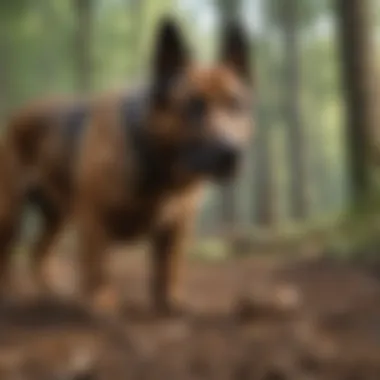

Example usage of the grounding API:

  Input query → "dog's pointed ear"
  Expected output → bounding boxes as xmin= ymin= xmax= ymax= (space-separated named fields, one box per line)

xmin=220 ymin=21 xmax=252 ymax=83
xmin=152 ymin=17 xmax=189 ymax=83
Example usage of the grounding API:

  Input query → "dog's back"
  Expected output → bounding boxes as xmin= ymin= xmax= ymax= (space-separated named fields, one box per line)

xmin=4 ymin=87 xmax=149 ymax=204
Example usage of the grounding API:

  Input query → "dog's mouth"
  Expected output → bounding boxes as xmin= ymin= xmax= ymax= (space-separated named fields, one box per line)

xmin=181 ymin=141 xmax=241 ymax=181
xmin=212 ymin=163 xmax=239 ymax=182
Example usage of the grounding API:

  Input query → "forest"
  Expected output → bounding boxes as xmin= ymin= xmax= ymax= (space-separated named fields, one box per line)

xmin=1 ymin=0 xmax=379 ymax=255
xmin=0 ymin=0 xmax=379 ymax=379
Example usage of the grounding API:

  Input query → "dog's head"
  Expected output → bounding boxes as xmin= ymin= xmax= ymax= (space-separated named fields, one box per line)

xmin=148 ymin=18 xmax=254 ymax=183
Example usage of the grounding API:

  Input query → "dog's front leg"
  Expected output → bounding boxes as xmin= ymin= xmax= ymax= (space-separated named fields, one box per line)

xmin=151 ymin=213 xmax=195 ymax=315
xmin=75 ymin=211 xmax=117 ymax=314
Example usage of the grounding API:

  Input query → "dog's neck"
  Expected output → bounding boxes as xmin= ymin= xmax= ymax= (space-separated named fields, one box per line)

xmin=122 ymin=87 xmax=190 ymax=196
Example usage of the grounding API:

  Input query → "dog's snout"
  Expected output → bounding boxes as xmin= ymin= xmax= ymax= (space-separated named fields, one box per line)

xmin=182 ymin=139 xmax=242 ymax=180
xmin=218 ymin=145 xmax=238 ymax=167
xmin=214 ymin=142 xmax=240 ymax=177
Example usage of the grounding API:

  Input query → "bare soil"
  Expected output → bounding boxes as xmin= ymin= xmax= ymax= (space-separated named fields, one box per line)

xmin=1 ymin=252 xmax=380 ymax=380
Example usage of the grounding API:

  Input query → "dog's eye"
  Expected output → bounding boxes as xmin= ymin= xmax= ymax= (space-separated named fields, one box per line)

xmin=185 ymin=97 xmax=206 ymax=120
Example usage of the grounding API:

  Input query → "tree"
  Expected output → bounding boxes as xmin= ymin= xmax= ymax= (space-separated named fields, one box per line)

xmin=279 ymin=0 xmax=309 ymax=220
xmin=38 ymin=1 xmax=59 ymax=92
xmin=73 ymin=0 xmax=94 ymax=93
xmin=216 ymin=0 xmax=241 ymax=23
xmin=214 ymin=0 xmax=243 ymax=229
xmin=0 ymin=20 xmax=10 ymax=123
xmin=264 ymin=0 xmax=330 ymax=221
xmin=253 ymin=118 xmax=277 ymax=226
xmin=0 ymin=2 xmax=25 ymax=123
xmin=251 ymin=34 xmax=281 ymax=226
xmin=336 ymin=0 xmax=377 ymax=205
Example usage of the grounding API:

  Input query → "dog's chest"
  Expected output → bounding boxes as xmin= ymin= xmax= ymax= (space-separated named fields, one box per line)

xmin=105 ymin=192 xmax=184 ymax=241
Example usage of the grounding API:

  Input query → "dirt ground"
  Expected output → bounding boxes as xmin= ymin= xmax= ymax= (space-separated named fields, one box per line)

xmin=0 ymin=251 xmax=380 ymax=380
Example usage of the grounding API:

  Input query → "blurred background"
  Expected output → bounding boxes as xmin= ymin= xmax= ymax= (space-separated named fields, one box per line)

xmin=1 ymin=0 xmax=379 ymax=260
xmin=0 ymin=2 xmax=380 ymax=379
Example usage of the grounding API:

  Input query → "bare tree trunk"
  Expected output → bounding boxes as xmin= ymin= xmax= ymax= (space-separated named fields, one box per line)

xmin=281 ymin=0 xmax=309 ymax=220
xmin=218 ymin=0 xmax=240 ymax=19
xmin=253 ymin=125 xmax=277 ymax=225
xmin=217 ymin=0 xmax=242 ymax=230
xmin=74 ymin=0 xmax=93 ymax=93
xmin=251 ymin=6 xmax=279 ymax=228
xmin=336 ymin=0 xmax=376 ymax=204
xmin=311 ymin=126 xmax=331 ymax=214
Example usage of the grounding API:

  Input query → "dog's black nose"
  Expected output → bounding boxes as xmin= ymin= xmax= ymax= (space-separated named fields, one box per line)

xmin=181 ymin=139 xmax=241 ymax=180
xmin=215 ymin=143 xmax=240 ymax=178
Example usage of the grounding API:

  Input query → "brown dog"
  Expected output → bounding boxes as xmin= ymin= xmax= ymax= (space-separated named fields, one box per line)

xmin=0 ymin=18 xmax=254 ymax=313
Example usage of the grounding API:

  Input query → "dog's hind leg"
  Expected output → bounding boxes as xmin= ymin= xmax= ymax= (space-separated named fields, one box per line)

xmin=24 ymin=185 xmax=65 ymax=292
xmin=29 ymin=212 xmax=62 ymax=291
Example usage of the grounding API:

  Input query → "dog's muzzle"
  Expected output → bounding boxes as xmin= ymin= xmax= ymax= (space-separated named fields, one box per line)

xmin=182 ymin=139 xmax=241 ymax=181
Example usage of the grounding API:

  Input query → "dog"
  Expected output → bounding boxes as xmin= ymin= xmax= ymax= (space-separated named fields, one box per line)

xmin=0 ymin=18 xmax=254 ymax=313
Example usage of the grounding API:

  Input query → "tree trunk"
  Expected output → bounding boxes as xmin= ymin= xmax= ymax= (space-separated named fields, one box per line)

xmin=218 ymin=0 xmax=240 ymax=20
xmin=251 ymin=5 xmax=279 ymax=228
xmin=0 ymin=35 xmax=10 ymax=123
xmin=40 ymin=1 xmax=57 ymax=91
xmin=281 ymin=0 xmax=309 ymax=220
xmin=336 ymin=0 xmax=376 ymax=204
xmin=74 ymin=0 xmax=93 ymax=93
xmin=216 ymin=0 xmax=242 ymax=230
xmin=0 ymin=10 xmax=12 ymax=123
xmin=253 ymin=125 xmax=277 ymax=225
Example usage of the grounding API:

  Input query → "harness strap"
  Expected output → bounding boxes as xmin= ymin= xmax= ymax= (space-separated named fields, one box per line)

xmin=121 ymin=88 xmax=166 ymax=194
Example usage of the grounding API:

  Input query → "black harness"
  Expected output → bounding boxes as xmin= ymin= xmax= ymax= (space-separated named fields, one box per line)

xmin=121 ymin=88 xmax=174 ymax=195
xmin=60 ymin=88 xmax=168 ymax=195
xmin=62 ymin=102 xmax=88 ymax=158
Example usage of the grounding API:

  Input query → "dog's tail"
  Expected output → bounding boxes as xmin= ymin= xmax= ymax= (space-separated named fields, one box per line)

xmin=0 ymin=102 xmax=46 ymax=274
xmin=0 ymin=131 xmax=25 ymax=284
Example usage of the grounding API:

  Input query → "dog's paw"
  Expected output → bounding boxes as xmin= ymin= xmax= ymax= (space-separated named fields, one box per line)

xmin=153 ymin=297 xmax=187 ymax=319
xmin=91 ymin=285 xmax=121 ymax=317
